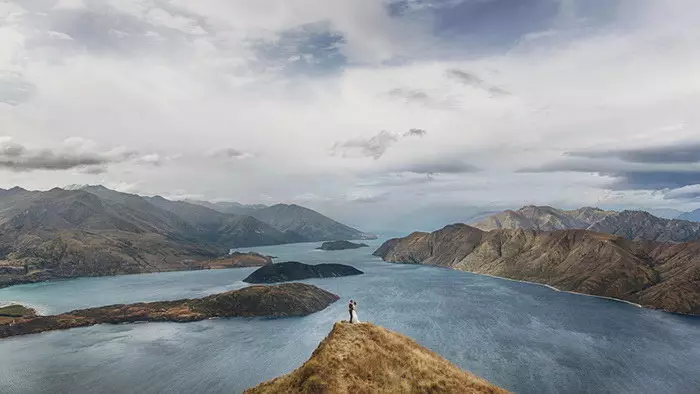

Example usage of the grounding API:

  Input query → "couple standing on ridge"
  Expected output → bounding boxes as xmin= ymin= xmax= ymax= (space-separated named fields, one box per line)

xmin=348 ymin=300 xmax=360 ymax=323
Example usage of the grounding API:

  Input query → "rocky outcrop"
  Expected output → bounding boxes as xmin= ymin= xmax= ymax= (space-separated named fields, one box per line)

xmin=316 ymin=240 xmax=369 ymax=251
xmin=0 ymin=283 xmax=339 ymax=339
xmin=246 ymin=322 xmax=509 ymax=394
xmin=375 ymin=224 xmax=700 ymax=315
xmin=472 ymin=206 xmax=700 ymax=243
xmin=243 ymin=262 xmax=363 ymax=283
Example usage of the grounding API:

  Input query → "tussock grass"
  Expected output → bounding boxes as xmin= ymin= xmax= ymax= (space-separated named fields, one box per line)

xmin=246 ymin=322 xmax=509 ymax=394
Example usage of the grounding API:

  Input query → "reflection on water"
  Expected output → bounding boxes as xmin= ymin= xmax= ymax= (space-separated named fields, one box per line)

xmin=0 ymin=240 xmax=699 ymax=394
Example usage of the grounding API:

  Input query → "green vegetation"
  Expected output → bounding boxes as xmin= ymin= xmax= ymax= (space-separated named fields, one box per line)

xmin=0 ymin=304 xmax=36 ymax=317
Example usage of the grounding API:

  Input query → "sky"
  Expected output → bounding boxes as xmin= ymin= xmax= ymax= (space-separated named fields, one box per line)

xmin=1 ymin=0 xmax=700 ymax=230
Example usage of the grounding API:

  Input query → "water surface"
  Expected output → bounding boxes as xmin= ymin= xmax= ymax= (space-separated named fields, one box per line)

xmin=0 ymin=240 xmax=698 ymax=394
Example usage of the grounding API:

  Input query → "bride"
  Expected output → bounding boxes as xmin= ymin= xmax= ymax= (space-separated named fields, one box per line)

xmin=349 ymin=300 xmax=360 ymax=323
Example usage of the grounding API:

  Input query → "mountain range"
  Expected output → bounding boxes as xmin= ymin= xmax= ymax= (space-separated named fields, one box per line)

xmin=0 ymin=185 xmax=370 ymax=287
xmin=472 ymin=205 xmax=700 ymax=243
xmin=375 ymin=224 xmax=700 ymax=315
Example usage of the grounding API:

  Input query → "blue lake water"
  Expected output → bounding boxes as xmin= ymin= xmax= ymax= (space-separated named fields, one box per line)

xmin=0 ymin=239 xmax=699 ymax=394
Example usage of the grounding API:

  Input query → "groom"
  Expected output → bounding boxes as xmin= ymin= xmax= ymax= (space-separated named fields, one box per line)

xmin=348 ymin=300 xmax=355 ymax=323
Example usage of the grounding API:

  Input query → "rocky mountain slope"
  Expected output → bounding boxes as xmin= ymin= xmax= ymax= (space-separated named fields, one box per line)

xmin=246 ymin=322 xmax=508 ymax=394
xmin=374 ymin=224 xmax=700 ymax=315
xmin=0 ymin=186 xmax=312 ymax=287
xmin=472 ymin=205 xmax=700 ymax=242
xmin=0 ymin=283 xmax=339 ymax=339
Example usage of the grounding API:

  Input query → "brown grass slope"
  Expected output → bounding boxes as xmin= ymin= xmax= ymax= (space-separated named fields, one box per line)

xmin=374 ymin=224 xmax=700 ymax=315
xmin=246 ymin=322 xmax=509 ymax=394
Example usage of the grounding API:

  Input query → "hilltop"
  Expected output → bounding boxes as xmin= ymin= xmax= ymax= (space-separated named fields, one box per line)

xmin=246 ymin=322 xmax=508 ymax=394
xmin=472 ymin=205 xmax=700 ymax=242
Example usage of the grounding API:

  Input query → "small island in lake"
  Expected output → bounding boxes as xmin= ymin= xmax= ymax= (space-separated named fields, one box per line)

xmin=0 ymin=283 xmax=338 ymax=339
xmin=243 ymin=262 xmax=364 ymax=283
xmin=316 ymin=240 xmax=369 ymax=251
xmin=195 ymin=252 xmax=273 ymax=269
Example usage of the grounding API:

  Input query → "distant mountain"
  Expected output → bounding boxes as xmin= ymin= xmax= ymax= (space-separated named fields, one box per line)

xmin=249 ymin=204 xmax=375 ymax=241
xmin=0 ymin=186 xmax=304 ymax=287
xmin=375 ymin=224 xmax=700 ymax=315
xmin=184 ymin=199 xmax=268 ymax=216
xmin=472 ymin=205 xmax=700 ymax=242
xmin=679 ymin=208 xmax=700 ymax=222
xmin=472 ymin=206 xmax=614 ymax=232
xmin=646 ymin=208 xmax=685 ymax=220
xmin=190 ymin=200 xmax=375 ymax=242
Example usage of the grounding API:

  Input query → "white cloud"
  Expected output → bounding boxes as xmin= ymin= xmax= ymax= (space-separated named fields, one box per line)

xmin=1 ymin=0 xmax=700 ymax=225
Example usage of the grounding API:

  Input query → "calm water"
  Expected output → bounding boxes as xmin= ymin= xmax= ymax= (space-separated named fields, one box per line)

xmin=0 ymin=240 xmax=699 ymax=394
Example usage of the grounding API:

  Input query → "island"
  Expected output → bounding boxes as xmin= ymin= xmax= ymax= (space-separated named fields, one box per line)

xmin=0 ymin=283 xmax=339 ymax=339
xmin=316 ymin=240 xmax=369 ymax=251
xmin=195 ymin=252 xmax=273 ymax=269
xmin=245 ymin=322 xmax=509 ymax=393
xmin=243 ymin=262 xmax=364 ymax=283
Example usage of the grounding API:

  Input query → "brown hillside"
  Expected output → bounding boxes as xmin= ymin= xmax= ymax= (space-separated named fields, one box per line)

xmin=375 ymin=225 xmax=700 ymax=315
xmin=246 ymin=322 xmax=509 ymax=394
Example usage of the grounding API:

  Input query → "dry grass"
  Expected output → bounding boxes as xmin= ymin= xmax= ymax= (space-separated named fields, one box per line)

xmin=246 ymin=322 xmax=509 ymax=394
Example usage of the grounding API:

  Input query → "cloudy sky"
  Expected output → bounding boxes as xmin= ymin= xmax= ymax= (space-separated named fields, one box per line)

xmin=1 ymin=0 xmax=699 ymax=229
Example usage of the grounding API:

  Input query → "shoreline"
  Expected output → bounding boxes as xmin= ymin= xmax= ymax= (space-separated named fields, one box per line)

xmin=473 ymin=272 xmax=644 ymax=309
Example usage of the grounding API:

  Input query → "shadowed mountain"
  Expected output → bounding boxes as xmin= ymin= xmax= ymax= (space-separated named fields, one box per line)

xmin=375 ymin=224 xmax=700 ymax=315
xmin=193 ymin=200 xmax=375 ymax=242
xmin=245 ymin=322 xmax=509 ymax=394
xmin=184 ymin=199 xmax=268 ymax=216
xmin=472 ymin=205 xmax=700 ymax=242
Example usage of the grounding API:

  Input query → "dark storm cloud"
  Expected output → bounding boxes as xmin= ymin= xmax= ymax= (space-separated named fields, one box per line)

xmin=0 ymin=150 xmax=108 ymax=171
xmin=446 ymin=69 xmax=510 ymax=97
xmin=0 ymin=138 xmax=156 ymax=172
xmin=520 ymin=140 xmax=700 ymax=190
xmin=566 ymin=141 xmax=700 ymax=164
xmin=520 ymin=159 xmax=700 ymax=190
xmin=663 ymin=187 xmax=700 ymax=201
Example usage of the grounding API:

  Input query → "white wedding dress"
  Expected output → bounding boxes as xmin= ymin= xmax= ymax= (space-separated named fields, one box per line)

xmin=351 ymin=309 xmax=360 ymax=323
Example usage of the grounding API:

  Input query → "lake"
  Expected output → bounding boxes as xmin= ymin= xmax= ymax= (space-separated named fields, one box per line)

xmin=0 ymin=239 xmax=698 ymax=393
